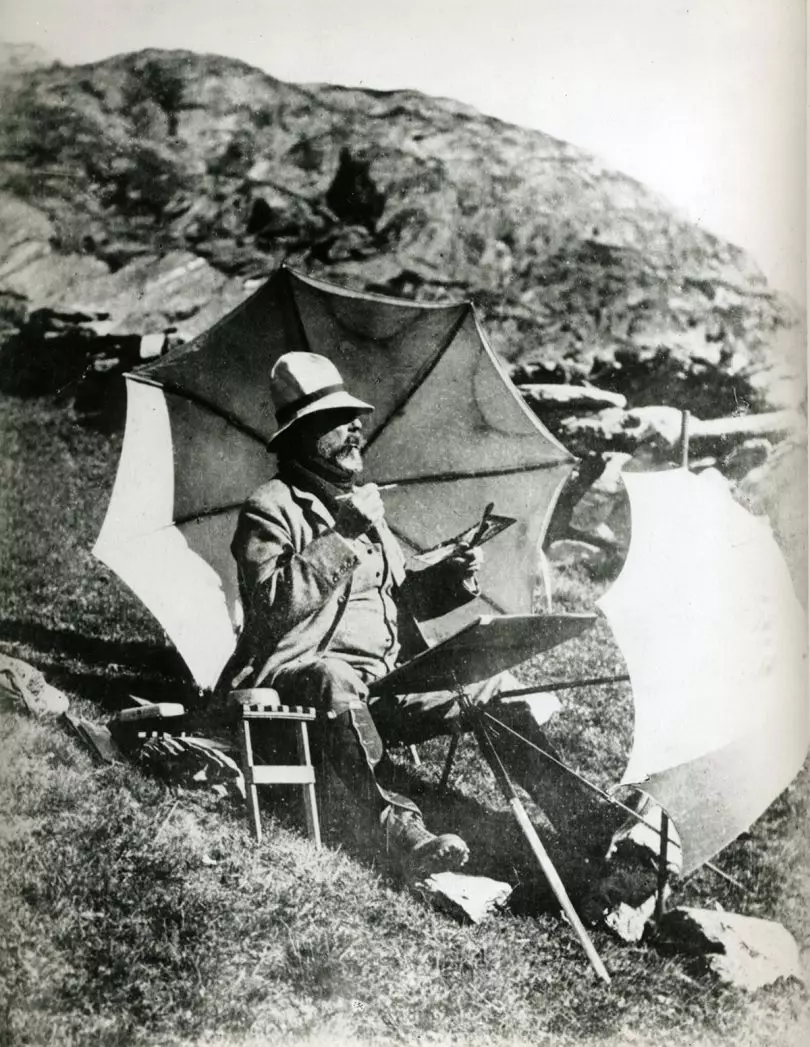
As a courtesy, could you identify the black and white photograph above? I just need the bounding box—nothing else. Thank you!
[0,1,806,1044]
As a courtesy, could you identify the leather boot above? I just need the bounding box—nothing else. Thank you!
[380,805,469,879]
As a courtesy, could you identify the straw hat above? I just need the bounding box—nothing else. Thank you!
[267,352,373,447]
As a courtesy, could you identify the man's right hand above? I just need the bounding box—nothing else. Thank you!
[334,484,386,539]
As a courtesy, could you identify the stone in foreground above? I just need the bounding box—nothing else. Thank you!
[415,872,513,924]
[654,907,805,991]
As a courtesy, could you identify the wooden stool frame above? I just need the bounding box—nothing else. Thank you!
[234,689,321,847]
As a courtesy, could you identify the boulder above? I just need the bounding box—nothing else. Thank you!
[546,538,604,566]
[689,410,804,455]
[604,896,657,945]
[559,405,685,459]
[569,451,632,537]
[518,383,627,414]
[721,438,772,481]
[689,456,718,473]
[0,654,69,718]
[139,332,167,359]
[654,907,806,991]
[624,405,685,452]
[558,407,627,452]
[415,872,513,924]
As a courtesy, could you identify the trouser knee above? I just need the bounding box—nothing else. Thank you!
[274,658,368,715]
[274,657,390,786]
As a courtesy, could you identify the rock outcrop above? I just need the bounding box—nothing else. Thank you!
[0,48,801,409]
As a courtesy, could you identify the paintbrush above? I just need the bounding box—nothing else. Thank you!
[335,483,398,501]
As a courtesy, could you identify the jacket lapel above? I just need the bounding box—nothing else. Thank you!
[289,483,336,530]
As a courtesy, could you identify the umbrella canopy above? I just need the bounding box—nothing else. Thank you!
[598,468,808,875]
[94,266,575,690]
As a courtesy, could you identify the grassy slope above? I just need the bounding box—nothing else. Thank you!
[0,393,808,1046]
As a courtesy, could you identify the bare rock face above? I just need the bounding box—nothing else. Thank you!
[0,193,109,303]
[0,47,800,422]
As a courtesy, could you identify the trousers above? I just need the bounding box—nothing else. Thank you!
[271,656,605,843]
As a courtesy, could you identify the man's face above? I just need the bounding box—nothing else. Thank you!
[298,410,366,474]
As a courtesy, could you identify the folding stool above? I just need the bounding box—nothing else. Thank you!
[232,688,321,847]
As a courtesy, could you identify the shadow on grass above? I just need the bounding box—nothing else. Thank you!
[384,753,618,913]
[0,618,197,711]
[251,746,618,921]
[0,619,184,675]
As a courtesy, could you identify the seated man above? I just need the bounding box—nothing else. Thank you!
[216,351,604,879]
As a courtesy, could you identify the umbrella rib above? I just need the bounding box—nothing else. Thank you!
[287,264,469,309]
[173,502,244,527]
[287,268,315,354]
[362,306,470,453]
[171,462,564,527]
[377,461,567,486]
[127,375,271,449]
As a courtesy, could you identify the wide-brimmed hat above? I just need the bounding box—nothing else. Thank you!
[267,352,373,448]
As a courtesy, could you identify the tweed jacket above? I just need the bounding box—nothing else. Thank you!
[215,477,475,694]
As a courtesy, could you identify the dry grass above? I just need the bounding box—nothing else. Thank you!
[0,393,808,1046]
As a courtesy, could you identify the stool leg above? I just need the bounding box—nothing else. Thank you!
[295,721,321,848]
[240,718,263,843]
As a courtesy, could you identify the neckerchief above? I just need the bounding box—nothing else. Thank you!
[278,456,356,519]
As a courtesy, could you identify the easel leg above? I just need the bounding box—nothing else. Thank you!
[465,703,611,984]
[439,734,460,794]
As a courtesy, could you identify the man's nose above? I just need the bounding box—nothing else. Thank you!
[348,416,363,433]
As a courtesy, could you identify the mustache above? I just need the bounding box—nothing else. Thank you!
[340,434,365,452]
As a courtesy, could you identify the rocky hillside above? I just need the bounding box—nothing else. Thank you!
[0,47,803,418]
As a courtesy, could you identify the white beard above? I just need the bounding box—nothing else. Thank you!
[336,445,364,474]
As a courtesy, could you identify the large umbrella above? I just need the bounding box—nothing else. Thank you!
[94,265,576,690]
[598,467,808,875]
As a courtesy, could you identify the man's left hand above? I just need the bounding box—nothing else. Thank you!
[447,545,483,593]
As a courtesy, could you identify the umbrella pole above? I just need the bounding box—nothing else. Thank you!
[680,410,691,469]
[460,695,611,985]
[494,674,630,701]
[654,812,670,924]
